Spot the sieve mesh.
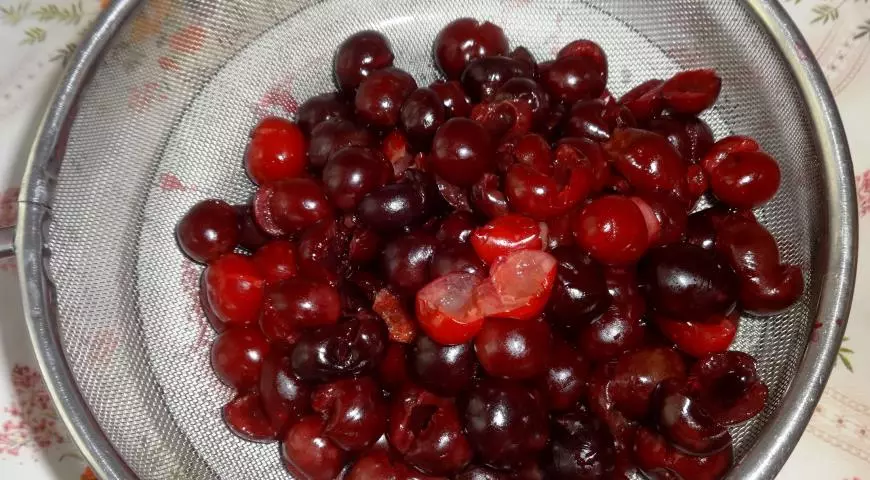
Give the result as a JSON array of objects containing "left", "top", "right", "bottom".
[{"left": 44, "top": 0, "right": 821, "bottom": 478}]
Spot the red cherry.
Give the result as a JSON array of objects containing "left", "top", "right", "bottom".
[
  {"left": 245, "top": 117, "right": 308, "bottom": 185},
  {"left": 211, "top": 327, "right": 270, "bottom": 390},
  {"left": 334, "top": 30, "right": 395, "bottom": 94},
  {"left": 235, "top": 204, "right": 272, "bottom": 252},
  {"left": 573, "top": 195, "right": 649, "bottom": 265},
  {"left": 260, "top": 288, "right": 304, "bottom": 345},
  {"left": 471, "top": 173, "right": 510, "bottom": 219},
  {"left": 661, "top": 69, "right": 722, "bottom": 116},
  {"left": 253, "top": 179, "right": 333, "bottom": 236},
  {"left": 608, "top": 347, "right": 687, "bottom": 420},
  {"left": 474, "top": 317, "right": 551, "bottom": 380},
  {"left": 416, "top": 273, "right": 485, "bottom": 345},
  {"left": 701, "top": 135, "right": 760, "bottom": 175},
  {"left": 355, "top": 67, "right": 418, "bottom": 129},
  {"left": 556, "top": 39, "right": 607, "bottom": 74},
  {"left": 252, "top": 239, "right": 298, "bottom": 284},
  {"left": 633, "top": 427, "right": 732, "bottom": 480},
  {"left": 654, "top": 312, "right": 738, "bottom": 358},
  {"left": 434, "top": 18, "right": 509, "bottom": 80},
  {"left": 381, "top": 129, "right": 415, "bottom": 179},
  {"left": 204, "top": 253, "right": 265, "bottom": 327},
  {"left": 311, "top": 377, "right": 387, "bottom": 451},
  {"left": 471, "top": 214, "right": 544, "bottom": 265},
  {"left": 578, "top": 267, "right": 647, "bottom": 361},
  {"left": 282, "top": 415, "right": 346, "bottom": 480},
  {"left": 543, "top": 55, "right": 607, "bottom": 104},
  {"left": 651, "top": 379, "right": 732, "bottom": 456},
  {"left": 607, "top": 128, "right": 689, "bottom": 204},
  {"left": 176, "top": 199, "right": 240, "bottom": 264},
  {"left": 709, "top": 150, "right": 781, "bottom": 208},
  {"left": 539, "top": 338, "right": 590, "bottom": 411},
  {"left": 259, "top": 346, "right": 310, "bottom": 433},
  {"left": 618, "top": 79, "right": 664, "bottom": 123},
  {"left": 267, "top": 277, "right": 341, "bottom": 329},
  {"left": 429, "top": 80, "right": 473, "bottom": 118},
  {"left": 378, "top": 343, "right": 411, "bottom": 392},
  {"left": 630, "top": 194, "right": 688, "bottom": 247},
  {"left": 223, "top": 392, "right": 279, "bottom": 442},
  {"left": 690, "top": 351, "right": 768, "bottom": 425},
  {"left": 474, "top": 250, "right": 558, "bottom": 321},
  {"left": 504, "top": 145, "right": 596, "bottom": 219},
  {"left": 430, "top": 118, "right": 495, "bottom": 187}
]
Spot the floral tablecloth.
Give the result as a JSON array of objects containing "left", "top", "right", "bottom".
[{"left": 0, "top": 1, "right": 868, "bottom": 479}]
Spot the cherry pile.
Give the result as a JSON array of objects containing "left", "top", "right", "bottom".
[{"left": 176, "top": 18, "right": 804, "bottom": 480}]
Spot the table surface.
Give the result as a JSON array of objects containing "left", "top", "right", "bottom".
[{"left": 0, "top": 1, "right": 868, "bottom": 479}]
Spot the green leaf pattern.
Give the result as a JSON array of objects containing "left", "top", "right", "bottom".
[
  {"left": 2, "top": 1, "right": 93, "bottom": 51},
  {"left": 790, "top": 0, "right": 870, "bottom": 37}
]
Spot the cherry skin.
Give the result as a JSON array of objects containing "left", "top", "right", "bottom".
[
  {"left": 607, "top": 128, "right": 689, "bottom": 204},
  {"left": 401, "top": 87, "right": 447, "bottom": 149},
  {"left": 177, "top": 199, "right": 240, "bottom": 264},
  {"left": 573, "top": 195, "right": 650, "bottom": 266},
  {"left": 410, "top": 335, "right": 478, "bottom": 396},
  {"left": 234, "top": 204, "right": 271, "bottom": 252},
  {"left": 430, "top": 118, "right": 494, "bottom": 187},
  {"left": 543, "top": 55, "right": 607, "bottom": 104},
  {"left": 223, "top": 392, "right": 278, "bottom": 443},
  {"left": 563, "top": 98, "right": 634, "bottom": 143},
  {"left": 416, "top": 272, "right": 486, "bottom": 345},
  {"left": 474, "top": 250, "right": 558, "bottom": 321},
  {"left": 204, "top": 253, "right": 266, "bottom": 327},
  {"left": 648, "top": 115, "right": 714, "bottom": 165},
  {"left": 547, "top": 247, "right": 611, "bottom": 329},
  {"left": 322, "top": 146, "right": 392, "bottom": 211},
  {"left": 429, "top": 244, "right": 486, "bottom": 279},
  {"left": 709, "top": 150, "right": 781, "bottom": 208},
  {"left": 474, "top": 317, "right": 552, "bottom": 380},
  {"left": 434, "top": 18, "right": 509, "bottom": 80},
  {"left": 259, "top": 346, "right": 310, "bottom": 433},
  {"left": 493, "top": 77, "right": 551, "bottom": 127},
  {"left": 245, "top": 117, "right": 307, "bottom": 185},
  {"left": 461, "top": 56, "right": 532, "bottom": 102},
  {"left": 608, "top": 347, "right": 687, "bottom": 420},
  {"left": 282, "top": 415, "right": 346, "bottom": 480},
  {"left": 633, "top": 427, "right": 732, "bottom": 480},
  {"left": 358, "top": 182, "right": 430, "bottom": 233},
  {"left": 378, "top": 342, "right": 411, "bottom": 392},
  {"left": 471, "top": 214, "right": 544, "bottom": 265},
  {"left": 211, "top": 327, "right": 270, "bottom": 391},
  {"left": 291, "top": 316, "right": 387, "bottom": 382},
  {"left": 334, "top": 30, "right": 395, "bottom": 94},
  {"left": 347, "top": 450, "right": 446, "bottom": 480},
  {"left": 630, "top": 194, "right": 688, "bottom": 248},
  {"left": 382, "top": 231, "right": 438, "bottom": 297},
  {"left": 252, "top": 239, "right": 298, "bottom": 285},
  {"left": 690, "top": 351, "right": 768, "bottom": 425},
  {"left": 545, "top": 407, "right": 616, "bottom": 480},
  {"left": 308, "top": 118, "right": 376, "bottom": 170},
  {"left": 311, "top": 376, "right": 387, "bottom": 451},
  {"left": 577, "top": 266, "right": 647, "bottom": 361},
  {"left": 296, "top": 92, "right": 353, "bottom": 135},
  {"left": 255, "top": 178, "right": 333, "bottom": 235},
  {"left": 618, "top": 79, "right": 664, "bottom": 123},
  {"left": 557, "top": 39, "right": 607, "bottom": 72},
  {"left": 654, "top": 312, "right": 738, "bottom": 358},
  {"left": 266, "top": 277, "right": 341, "bottom": 328},
  {"left": 429, "top": 80, "right": 473, "bottom": 118},
  {"left": 651, "top": 379, "right": 732, "bottom": 456},
  {"left": 661, "top": 69, "right": 722, "bottom": 116},
  {"left": 356, "top": 67, "right": 418, "bottom": 129},
  {"left": 539, "top": 338, "right": 590, "bottom": 411}
]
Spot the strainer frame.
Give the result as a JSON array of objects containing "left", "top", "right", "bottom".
[{"left": 12, "top": 0, "right": 856, "bottom": 479}]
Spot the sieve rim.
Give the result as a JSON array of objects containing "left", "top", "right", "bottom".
[{"left": 13, "top": 1, "right": 857, "bottom": 479}]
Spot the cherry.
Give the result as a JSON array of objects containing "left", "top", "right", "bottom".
[
  {"left": 607, "top": 128, "right": 689, "bottom": 204},
  {"left": 539, "top": 338, "right": 589, "bottom": 411},
  {"left": 401, "top": 87, "right": 447, "bottom": 149},
  {"left": 323, "top": 146, "right": 392, "bottom": 211},
  {"left": 557, "top": 39, "right": 607, "bottom": 70},
  {"left": 504, "top": 149, "right": 595, "bottom": 219},
  {"left": 373, "top": 288, "right": 418, "bottom": 343},
  {"left": 245, "top": 117, "right": 307, "bottom": 185},
  {"left": 471, "top": 98, "right": 533, "bottom": 139},
  {"left": 630, "top": 194, "right": 688, "bottom": 248},
  {"left": 648, "top": 116, "right": 714, "bottom": 165},
  {"left": 416, "top": 272, "right": 486, "bottom": 345},
  {"left": 471, "top": 214, "right": 543, "bottom": 264},
  {"left": 410, "top": 335, "right": 478, "bottom": 396},
  {"left": 456, "top": 465, "right": 544, "bottom": 480},
  {"left": 388, "top": 385, "right": 474, "bottom": 475},
  {"left": 547, "top": 247, "right": 611, "bottom": 329},
  {"left": 234, "top": 204, "right": 271, "bottom": 252},
  {"left": 291, "top": 316, "right": 387, "bottom": 382},
  {"left": 709, "top": 150, "right": 781, "bottom": 208},
  {"left": 430, "top": 244, "right": 486, "bottom": 279},
  {"left": 474, "top": 250, "right": 558, "bottom": 321},
  {"left": 177, "top": 199, "right": 240, "bottom": 264},
  {"left": 472, "top": 173, "right": 510, "bottom": 219},
  {"left": 254, "top": 178, "right": 333, "bottom": 235},
  {"left": 259, "top": 346, "right": 310, "bottom": 433},
  {"left": 661, "top": 69, "right": 722, "bottom": 116},
  {"left": 633, "top": 427, "right": 732, "bottom": 480},
  {"left": 651, "top": 379, "right": 731, "bottom": 456},
  {"left": 260, "top": 288, "right": 304, "bottom": 345},
  {"left": 356, "top": 67, "right": 418, "bottom": 129},
  {"left": 334, "top": 30, "right": 395, "bottom": 94},
  {"left": 543, "top": 55, "right": 607, "bottom": 104},
  {"left": 493, "top": 77, "right": 551, "bottom": 127},
  {"left": 638, "top": 244, "right": 738, "bottom": 322},
  {"left": 585, "top": 363, "right": 637, "bottom": 451},
  {"left": 347, "top": 450, "right": 446, "bottom": 480},
  {"left": 690, "top": 351, "right": 768, "bottom": 425},
  {"left": 701, "top": 135, "right": 760, "bottom": 175},
  {"left": 608, "top": 347, "right": 687, "bottom": 420},
  {"left": 378, "top": 342, "right": 411, "bottom": 391},
  {"left": 463, "top": 379, "right": 549, "bottom": 468},
  {"left": 223, "top": 392, "right": 278, "bottom": 443},
  {"left": 573, "top": 195, "right": 649, "bottom": 265},
  {"left": 266, "top": 277, "right": 341, "bottom": 328},
  {"left": 430, "top": 118, "right": 494, "bottom": 187},
  {"left": 509, "top": 133, "right": 552, "bottom": 172},
  {"left": 204, "top": 253, "right": 265, "bottom": 327},
  {"left": 295, "top": 219, "right": 348, "bottom": 285},
  {"left": 434, "top": 18, "right": 509, "bottom": 80},
  {"left": 430, "top": 80, "right": 473, "bottom": 118},
  {"left": 296, "top": 92, "right": 353, "bottom": 135},
  {"left": 199, "top": 273, "right": 227, "bottom": 333},
  {"left": 461, "top": 56, "right": 531, "bottom": 102},
  {"left": 557, "top": 137, "right": 610, "bottom": 191},
  {"left": 509, "top": 46, "right": 538, "bottom": 79},
  {"left": 659, "top": 307, "right": 737, "bottom": 355},
  {"left": 282, "top": 415, "right": 346, "bottom": 480},
  {"left": 358, "top": 182, "right": 429, "bottom": 233},
  {"left": 382, "top": 231, "right": 438, "bottom": 297},
  {"left": 544, "top": 407, "right": 616, "bottom": 479},
  {"left": 563, "top": 98, "right": 634, "bottom": 143},
  {"left": 436, "top": 210, "right": 477, "bottom": 245},
  {"left": 308, "top": 118, "right": 376, "bottom": 170},
  {"left": 577, "top": 267, "right": 647, "bottom": 361},
  {"left": 252, "top": 239, "right": 298, "bottom": 284},
  {"left": 618, "top": 79, "right": 664, "bottom": 123},
  {"left": 474, "top": 317, "right": 551, "bottom": 380},
  {"left": 311, "top": 377, "right": 387, "bottom": 451},
  {"left": 211, "top": 327, "right": 270, "bottom": 390}
]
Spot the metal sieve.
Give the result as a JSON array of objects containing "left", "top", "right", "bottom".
[{"left": 0, "top": 0, "right": 857, "bottom": 479}]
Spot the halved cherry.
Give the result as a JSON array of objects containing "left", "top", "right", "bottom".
[
  {"left": 661, "top": 69, "right": 722, "bottom": 116},
  {"left": 690, "top": 351, "right": 769, "bottom": 425},
  {"left": 473, "top": 250, "right": 557, "bottom": 321},
  {"left": 700, "top": 135, "right": 760, "bottom": 175},
  {"left": 373, "top": 288, "right": 418, "bottom": 343},
  {"left": 252, "top": 239, "right": 298, "bottom": 284},
  {"left": 416, "top": 272, "right": 485, "bottom": 345},
  {"left": 633, "top": 427, "right": 732, "bottom": 480},
  {"left": 651, "top": 379, "right": 732, "bottom": 456},
  {"left": 204, "top": 253, "right": 266, "bottom": 327},
  {"left": 654, "top": 312, "right": 738, "bottom": 358},
  {"left": 709, "top": 150, "right": 781, "bottom": 209},
  {"left": 223, "top": 392, "right": 279, "bottom": 443},
  {"left": 471, "top": 214, "right": 544, "bottom": 264},
  {"left": 619, "top": 79, "right": 664, "bottom": 123},
  {"left": 245, "top": 117, "right": 308, "bottom": 185}
]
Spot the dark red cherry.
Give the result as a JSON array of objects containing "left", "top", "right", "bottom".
[
  {"left": 311, "top": 376, "right": 387, "bottom": 451},
  {"left": 545, "top": 407, "right": 616, "bottom": 479},
  {"left": 573, "top": 195, "right": 649, "bottom": 266},
  {"left": 252, "top": 239, "right": 298, "bottom": 284},
  {"left": 295, "top": 219, "right": 348, "bottom": 285},
  {"left": 651, "top": 379, "right": 731, "bottom": 456},
  {"left": 382, "top": 129, "right": 415, "bottom": 179},
  {"left": 493, "top": 77, "right": 551, "bottom": 127},
  {"left": 690, "top": 351, "right": 768, "bottom": 425},
  {"left": 308, "top": 118, "right": 377, "bottom": 169},
  {"left": 608, "top": 347, "right": 687, "bottom": 420},
  {"left": 356, "top": 67, "right": 418, "bottom": 129},
  {"left": 563, "top": 98, "right": 634, "bottom": 143},
  {"left": 633, "top": 427, "right": 732, "bottom": 480},
  {"left": 654, "top": 312, "right": 738, "bottom": 358},
  {"left": 347, "top": 450, "right": 446, "bottom": 480},
  {"left": 211, "top": 327, "right": 270, "bottom": 390},
  {"left": 607, "top": 128, "right": 689, "bottom": 204},
  {"left": 382, "top": 231, "right": 438, "bottom": 297},
  {"left": 577, "top": 267, "right": 647, "bottom": 361},
  {"left": 410, "top": 335, "right": 478, "bottom": 396},
  {"left": 709, "top": 150, "right": 781, "bottom": 208},
  {"left": 260, "top": 288, "right": 304, "bottom": 345},
  {"left": 259, "top": 346, "right": 310, "bottom": 433},
  {"left": 430, "top": 118, "right": 494, "bottom": 187},
  {"left": 648, "top": 116, "right": 714, "bottom": 165},
  {"left": 474, "top": 317, "right": 551, "bottom": 380},
  {"left": 291, "top": 316, "right": 387, "bottom": 382},
  {"left": 661, "top": 69, "right": 721, "bottom": 116},
  {"left": 177, "top": 199, "right": 240, "bottom": 264},
  {"left": 471, "top": 173, "right": 510, "bottom": 219},
  {"left": 223, "top": 392, "right": 278, "bottom": 443},
  {"left": 334, "top": 30, "right": 395, "bottom": 94},
  {"left": 638, "top": 244, "right": 738, "bottom": 322},
  {"left": 282, "top": 415, "right": 346, "bottom": 480},
  {"left": 358, "top": 182, "right": 429, "bottom": 233},
  {"left": 539, "top": 338, "right": 590, "bottom": 411},
  {"left": 430, "top": 244, "right": 486, "bottom": 279},
  {"left": 256, "top": 178, "right": 334, "bottom": 235},
  {"left": 430, "top": 80, "right": 473, "bottom": 118},
  {"left": 547, "top": 247, "right": 611, "bottom": 330},
  {"left": 296, "top": 92, "right": 353, "bottom": 135},
  {"left": 245, "top": 117, "right": 308, "bottom": 185},
  {"left": 504, "top": 149, "right": 595, "bottom": 219},
  {"left": 323, "top": 146, "right": 392, "bottom": 211},
  {"left": 378, "top": 342, "right": 411, "bottom": 391},
  {"left": 543, "top": 55, "right": 607, "bottom": 104},
  {"left": 204, "top": 253, "right": 266, "bottom": 327},
  {"left": 619, "top": 79, "right": 664, "bottom": 123},
  {"left": 630, "top": 194, "right": 688, "bottom": 248},
  {"left": 461, "top": 56, "right": 531, "bottom": 102},
  {"left": 388, "top": 385, "right": 473, "bottom": 475},
  {"left": 463, "top": 379, "right": 549, "bottom": 468},
  {"left": 401, "top": 87, "right": 447, "bottom": 149},
  {"left": 234, "top": 204, "right": 271, "bottom": 252},
  {"left": 557, "top": 39, "right": 607, "bottom": 73},
  {"left": 434, "top": 18, "right": 509, "bottom": 80},
  {"left": 471, "top": 98, "right": 533, "bottom": 139},
  {"left": 266, "top": 277, "right": 341, "bottom": 328},
  {"left": 509, "top": 46, "right": 538, "bottom": 78},
  {"left": 436, "top": 210, "right": 478, "bottom": 246}
]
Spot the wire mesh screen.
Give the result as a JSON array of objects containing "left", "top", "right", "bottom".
[{"left": 44, "top": 0, "right": 820, "bottom": 478}]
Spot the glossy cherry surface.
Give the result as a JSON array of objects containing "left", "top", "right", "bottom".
[
  {"left": 382, "top": 231, "right": 438, "bottom": 297},
  {"left": 291, "top": 316, "right": 387, "bottom": 382},
  {"left": 282, "top": 415, "right": 346, "bottom": 480},
  {"left": 334, "top": 30, "right": 395, "bottom": 94},
  {"left": 429, "top": 244, "right": 486, "bottom": 279},
  {"left": 651, "top": 379, "right": 731, "bottom": 456},
  {"left": 358, "top": 182, "right": 429, "bottom": 233},
  {"left": 540, "top": 338, "right": 590, "bottom": 411},
  {"left": 690, "top": 351, "right": 768, "bottom": 425},
  {"left": 461, "top": 56, "right": 531, "bottom": 102},
  {"left": 356, "top": 67, "right": 418, "bottom": 129},
  {"left": 474, "top": 317, "right": 551, "bottom": 380},
  {"left": 245, "top": 117, "right": 308, "bottom": 185},
  {"left": 608, "top": 347, "right": 687, "bottom": 420},
  {"left": 296, "top": 92, "right": 353, "bottom": 135},
  {"left": 649, "top": 115, "right": 714, "bottom": 165},
  {"left": 547, "top": 247, "right": 611, "bottom": 329},
  {"left": 543, "top": 55, "right": 607, "bottom": 104},
  {"left": 633, "top": 427, "right": 732, "bottom": 480},
  {"left": 223, "top": 392, "right": 278, "bottom": 443},
  {"left": 401, "top": 87, "right": 447, "bottom": 148},
  {"left": 709, "top": 150, "right": 781, "bottom": 208},
  {"left": 434, "top": 18, "right": 509, "bottom": 80},
  {"left": 430, "top": 117, "right": 494, "bottom": 187},
  {"left": 308, "top": 118, "right": 376, "bottom": 169},
  {"left": 211, "top": 327, "right": 270, "bottom": 391},
  {"left": 607, "top": 128, "right": 689, "bottom": 204},
  {"left": 544, "top": 407, "right": 615, "bottom": 479},
  {"left": 323, "top": 146, "right": 392, "bottom": 211},
  {"left": 474, "top": 250, "right": 558, "bottom": 321},
  {"left": 259, "top": 346, "right": 310, "bottom": 433},
  {"left": 410, "top": 335, "right": 478, "bottom": 395},
  {"left": 430, "top": 79, "right": 473, "bottom": 118},
  {"left": 573, "top": 195, "right": 649, "bottom": 266},
  {"left": 471, "top": 214, "right": 543, "bottom": 265},
  {"left": 266, "top": 277, "right": 341, "bottom": 328},
  {"left": 311, "top": 376, "right": 387, "bottom": 451},
  {"left": 252, "top": 239, "right": 298, "bottom": 285},
  {"left": 177, "top": 200, "right": 240, "bottom": 264},
  {"left": 661, "top": 69, "right": 722, "bottom": 116},
  {"left": 204, "top": 253, "right": 266, "bottom": 327},
  {"left": 577, "top": 267, "right": 647, "bottom": 361},
  {"left": 256, "top": 178, "right": 334, "bottom": 235}
]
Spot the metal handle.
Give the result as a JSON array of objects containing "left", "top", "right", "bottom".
[{"left": 0, "top": 225, "right": 14, "bottom": 259}]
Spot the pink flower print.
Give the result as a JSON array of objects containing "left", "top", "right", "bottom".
[
  {"left": 856, "top": 169, "right": 870, "bottom": 217},
  {"left": 0, "top": 187, "right": 19, "bottom": 227},
  {"left": 0, "top": 364, "right": 66, "bottom": 456}
]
